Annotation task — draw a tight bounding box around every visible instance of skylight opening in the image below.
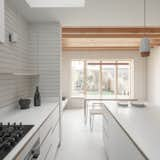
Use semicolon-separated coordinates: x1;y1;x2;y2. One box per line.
25;0;85;8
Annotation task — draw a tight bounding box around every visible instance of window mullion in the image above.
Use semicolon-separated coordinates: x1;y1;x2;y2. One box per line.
84;60;87;96
129;61;132;98
99;61;102;96
115;60;118;98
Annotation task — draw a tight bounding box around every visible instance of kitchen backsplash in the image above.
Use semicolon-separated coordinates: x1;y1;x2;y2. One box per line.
0;0;35;110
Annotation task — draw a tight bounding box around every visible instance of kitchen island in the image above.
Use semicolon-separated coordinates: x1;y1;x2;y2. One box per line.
103;102;160;160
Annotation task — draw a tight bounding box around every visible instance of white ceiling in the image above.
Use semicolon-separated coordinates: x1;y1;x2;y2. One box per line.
10;0;160;26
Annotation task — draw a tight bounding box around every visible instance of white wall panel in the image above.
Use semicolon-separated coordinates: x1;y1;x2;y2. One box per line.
0;1;34;109
147;47;160;106
29;22;61;100
0;1;61;110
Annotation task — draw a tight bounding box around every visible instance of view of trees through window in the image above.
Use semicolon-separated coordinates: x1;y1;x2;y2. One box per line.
102;63;115;96
71;61;84;96
71;60;133;98
87;61;100;95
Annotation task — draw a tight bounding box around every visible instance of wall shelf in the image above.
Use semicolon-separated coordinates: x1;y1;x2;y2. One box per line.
0;72;13;75
0;72;39;76
13;73;39;76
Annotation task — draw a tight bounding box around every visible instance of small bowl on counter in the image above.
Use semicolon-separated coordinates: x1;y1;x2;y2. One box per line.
131;102;147;108
117;101;129;107
18;98;31;110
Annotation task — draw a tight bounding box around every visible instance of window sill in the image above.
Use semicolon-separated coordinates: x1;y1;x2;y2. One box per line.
71;95;85;99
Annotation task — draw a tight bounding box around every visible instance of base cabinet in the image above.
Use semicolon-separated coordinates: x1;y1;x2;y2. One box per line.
38;105;60;160
103;108;146;160
45;124;60;160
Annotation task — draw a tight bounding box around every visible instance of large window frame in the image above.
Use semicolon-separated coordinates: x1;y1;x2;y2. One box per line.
71;59;134;98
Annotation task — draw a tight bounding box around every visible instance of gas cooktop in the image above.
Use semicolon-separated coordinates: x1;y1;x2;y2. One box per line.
0;122;33;160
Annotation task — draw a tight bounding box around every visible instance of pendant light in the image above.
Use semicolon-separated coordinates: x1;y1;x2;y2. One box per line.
140;0;150;57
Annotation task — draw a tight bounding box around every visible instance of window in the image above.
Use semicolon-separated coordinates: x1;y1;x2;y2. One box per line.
117;61;130;98
86;61;100;95
102;62;116;97
71;59;133;98
71;61;84;96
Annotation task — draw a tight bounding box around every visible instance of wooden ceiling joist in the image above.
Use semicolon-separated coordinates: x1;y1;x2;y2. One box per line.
62;27;160;34
63;47;138;51
63;33;160;39
62;27;160;51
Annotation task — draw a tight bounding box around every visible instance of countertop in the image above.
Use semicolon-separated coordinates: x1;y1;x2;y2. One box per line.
0;102;59;160
103;102;160;160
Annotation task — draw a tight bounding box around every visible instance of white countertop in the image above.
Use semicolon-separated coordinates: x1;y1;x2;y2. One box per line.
103;102;160;160
0;102;59;160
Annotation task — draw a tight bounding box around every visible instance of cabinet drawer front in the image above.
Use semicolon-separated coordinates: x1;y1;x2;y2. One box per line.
40;105;59;144
15;131;40;160
45;124;60;160
39;128;53;160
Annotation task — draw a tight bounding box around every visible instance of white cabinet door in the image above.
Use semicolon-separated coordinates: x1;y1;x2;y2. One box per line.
108;115;145;160
45;124;60;160
0;0;4;43
40;105;59;144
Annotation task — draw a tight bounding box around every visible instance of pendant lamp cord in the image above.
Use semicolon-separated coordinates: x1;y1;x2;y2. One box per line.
144;0;146;37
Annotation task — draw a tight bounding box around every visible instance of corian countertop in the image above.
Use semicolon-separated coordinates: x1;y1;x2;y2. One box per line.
0;102;59;160
103;102;160;160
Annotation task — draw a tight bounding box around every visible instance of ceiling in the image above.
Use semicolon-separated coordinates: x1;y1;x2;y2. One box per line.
10;0;160;26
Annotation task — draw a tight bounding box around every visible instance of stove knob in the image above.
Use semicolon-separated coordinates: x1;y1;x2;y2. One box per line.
13;122;16;127
19;122;23;130
0;122;3;130
7;122;10;127
13;122;18;130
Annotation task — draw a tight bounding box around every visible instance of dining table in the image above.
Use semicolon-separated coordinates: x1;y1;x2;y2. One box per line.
83;95;138;124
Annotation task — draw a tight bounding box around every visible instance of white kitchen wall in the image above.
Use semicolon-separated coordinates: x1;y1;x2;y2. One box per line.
62;51;147;109
147;47;160;106
29;22;61;101
0;0;34;110
0;1;61;110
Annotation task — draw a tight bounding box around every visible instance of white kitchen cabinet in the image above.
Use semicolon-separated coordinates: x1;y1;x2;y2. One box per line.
45;124;60;160
0;0;5;43
40;105;59;144
103;108;146;160
38;104;60;160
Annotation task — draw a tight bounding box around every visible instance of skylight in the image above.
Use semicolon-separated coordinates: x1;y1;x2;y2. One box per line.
25;0;85;8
